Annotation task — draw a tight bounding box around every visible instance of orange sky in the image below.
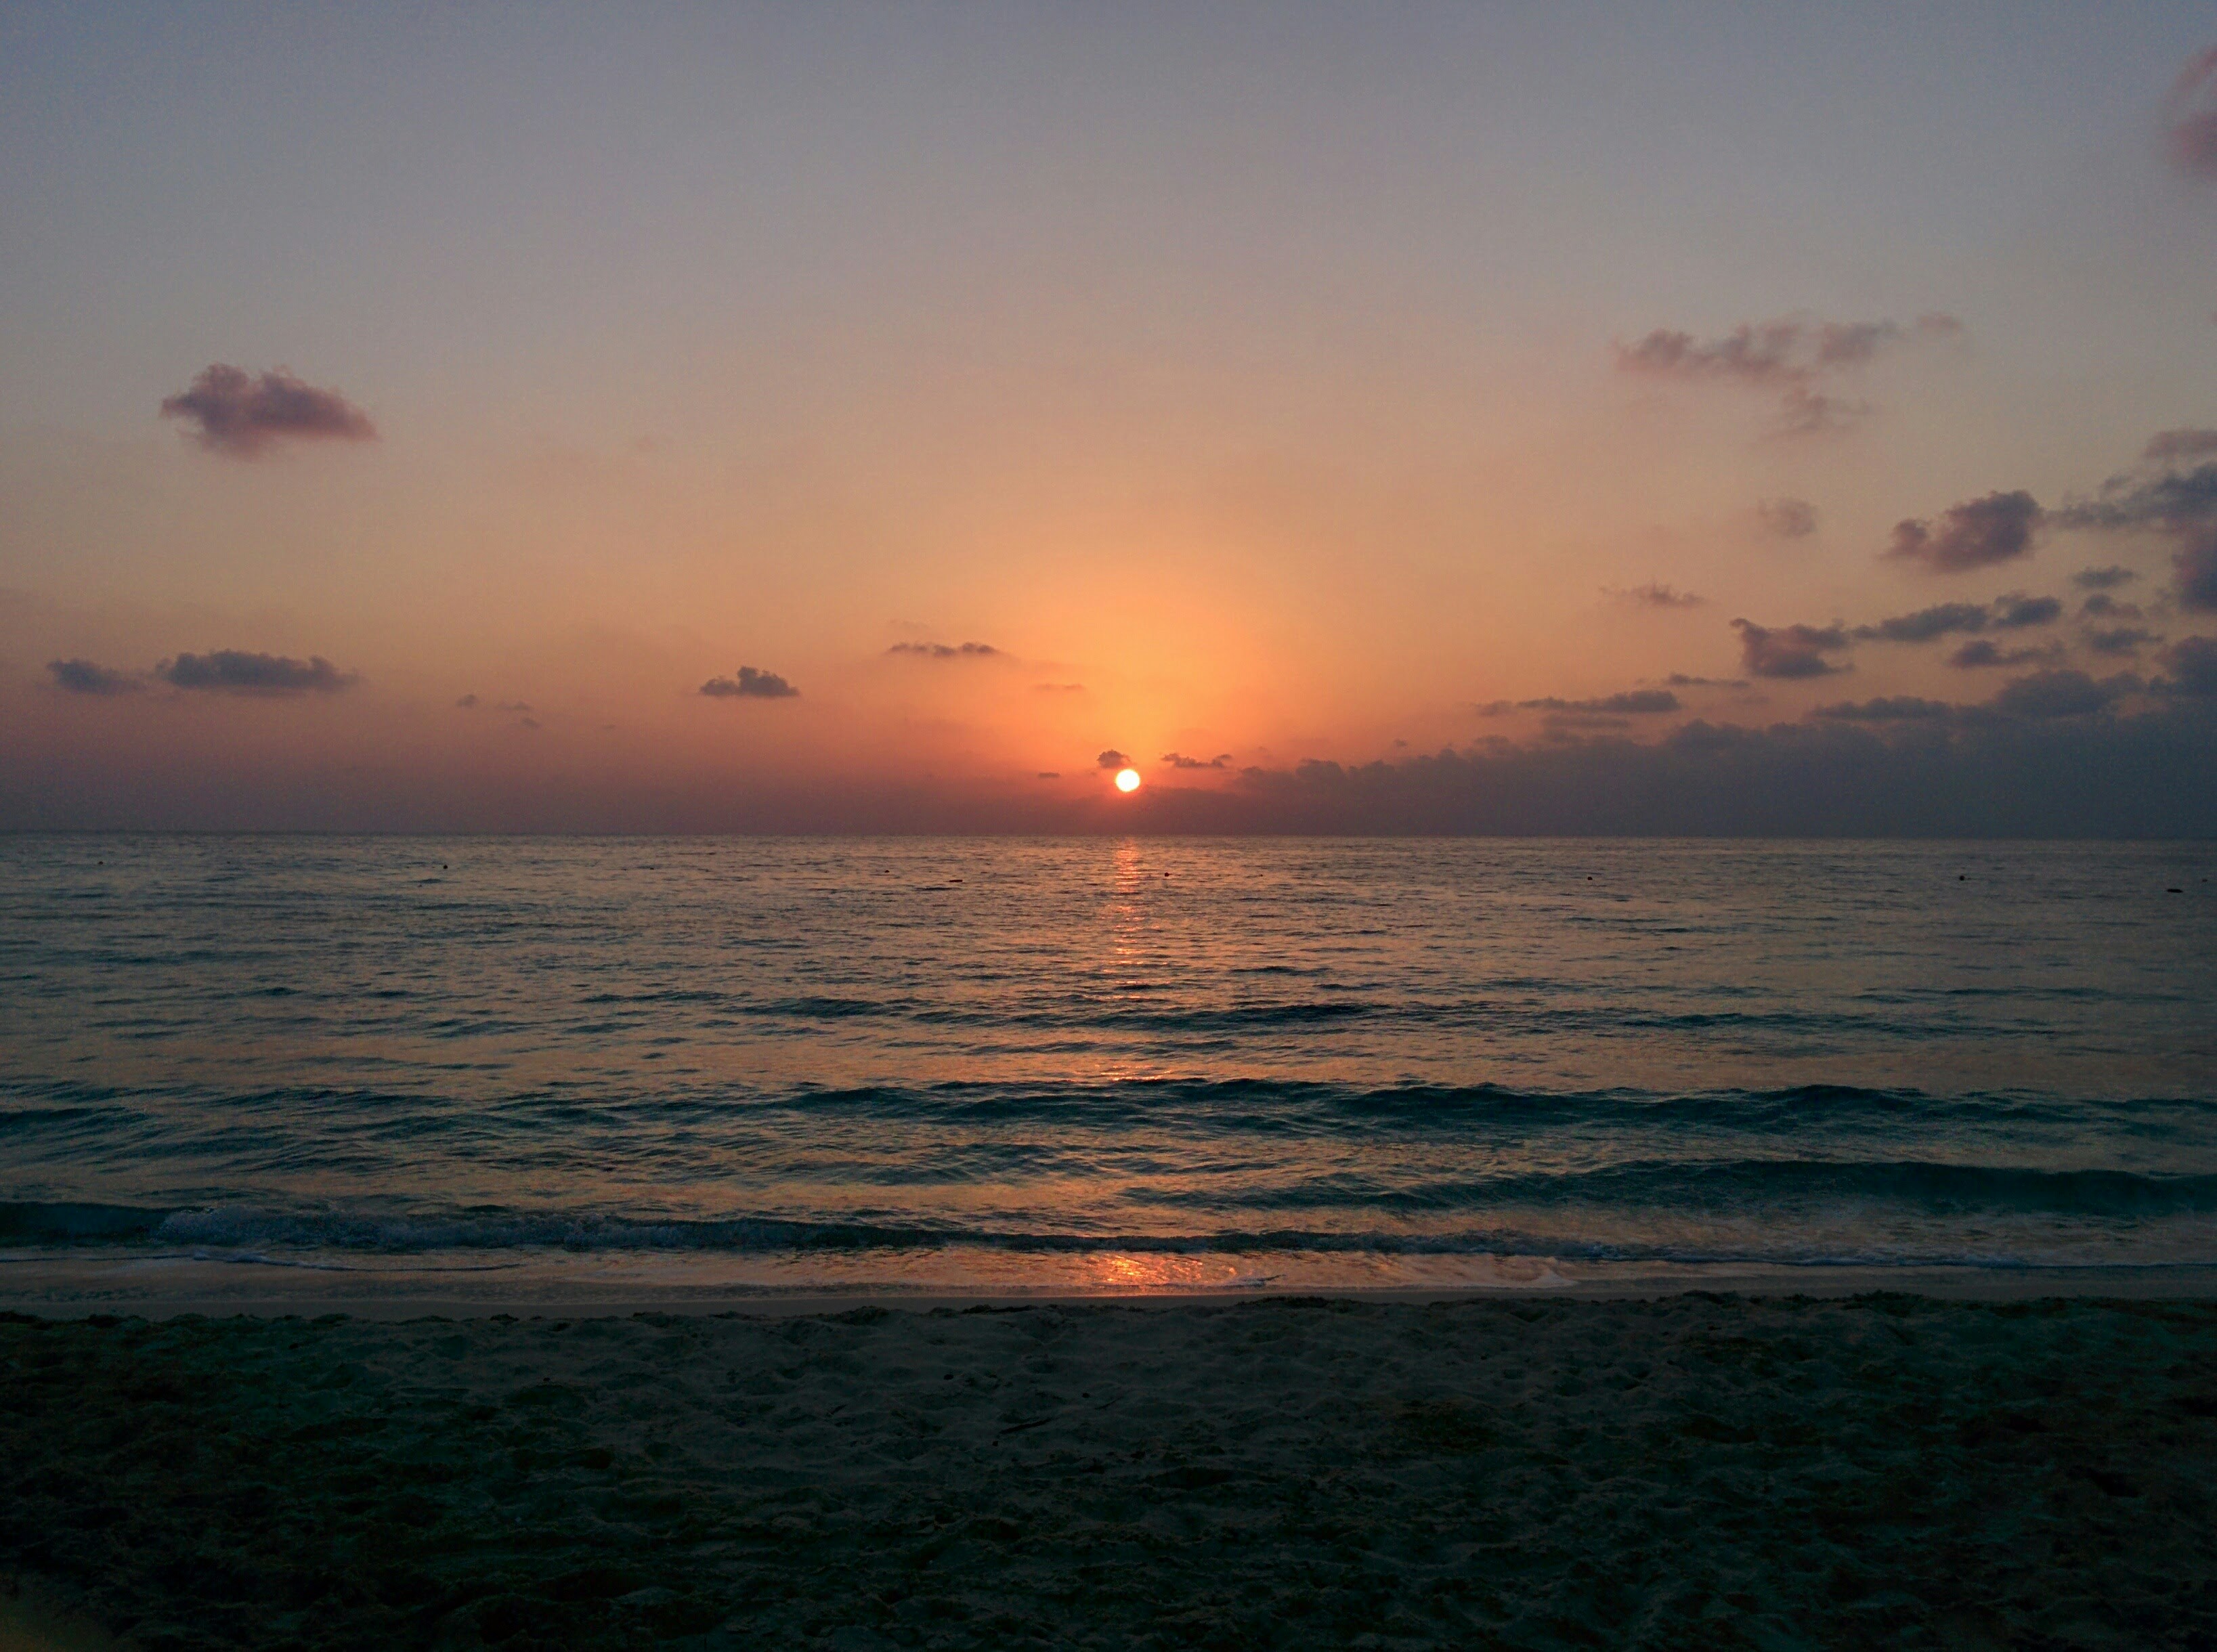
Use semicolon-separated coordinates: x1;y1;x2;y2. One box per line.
3;7;2214;830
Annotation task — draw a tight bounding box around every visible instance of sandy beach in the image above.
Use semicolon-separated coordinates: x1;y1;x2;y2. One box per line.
4;1292;2214;1650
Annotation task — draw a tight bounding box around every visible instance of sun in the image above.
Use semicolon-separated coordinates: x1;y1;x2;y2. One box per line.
1115;767;1142;793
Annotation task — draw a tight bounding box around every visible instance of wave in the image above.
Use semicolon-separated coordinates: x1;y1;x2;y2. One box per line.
7;1154;2214;1261
9;1078;2213;1150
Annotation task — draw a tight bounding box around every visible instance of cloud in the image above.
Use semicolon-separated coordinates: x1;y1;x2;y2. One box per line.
2057;459;2217;611
1989;593;2061;628
1811;696;1955;722
1853;602;1991;644
1947;639;2062;670
699;666;798;699
456;693;479;709
1989;670;2137;720
2084;625;2161;657
158;365;376;458
2162;636;2217;696
1885;490;2042;573
1096;749;1129;769
1851;594;2060;645
1756;498;1819;539
156;650;355;693
1159;752;1234;769
1484;689;1682;717
1032;682;1085;694
2145;429;2217;463
888;641;1002;659
1131;705;2217;837
1615;313;1960;434
2164;45;2217;179
2079;592;2141;618
1665;673;1748;688
1607;583;1703;607
45;658;140;695
2073;565;2138;591
1731;617;1849;678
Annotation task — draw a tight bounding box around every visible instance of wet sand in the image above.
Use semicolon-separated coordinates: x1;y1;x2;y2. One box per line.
3;1294;2214;1650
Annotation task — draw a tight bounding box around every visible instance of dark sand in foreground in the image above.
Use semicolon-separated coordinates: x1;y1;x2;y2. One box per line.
4;1295;2215;1650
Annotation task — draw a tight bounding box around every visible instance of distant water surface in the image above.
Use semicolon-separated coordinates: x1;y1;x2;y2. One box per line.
2;836;2213;1295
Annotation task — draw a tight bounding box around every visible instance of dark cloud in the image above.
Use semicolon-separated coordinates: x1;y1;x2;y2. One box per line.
2084;626;2160;657
1947;639;2062;670
2162;636;2217;696
455;693;479;709
46;658;140;695
1851;594;2059;645
2057;460;2217;611
1665;673;1748;689
1159;752;1234;769
699;667;798;699
1989;670;2138;720
1608;584;1703;607
2145;429;2217;463
1096;750;1129;769
2079;592;2141;619
1756;498;1819;539
2073;565;2138;591
1811;696;1955;722
2165;45;2217;179
1130;705;2217;837
2059;462;2217;532
888;642;1001;659
1485;689;1682;717
1616;314;1960;434
1035;771;1062;780
1989;593;2061;628
1885;490;2042;573
158;365;376;458
1853;602;1991;644
1731;618;1849;678
16;699;2217;836
2163;527;2212;609
157;650;355;693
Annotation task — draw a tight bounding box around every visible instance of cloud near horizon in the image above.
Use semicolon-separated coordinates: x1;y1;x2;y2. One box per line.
1811;695;1954;722
1159;752;1234;769
1731;618;1850;678
158;365;376;458
157;650;355;694
1482;689;1681;716
2165;636;2217;695
699;667;798;699
46;659;140;695
888;641;1002;659
2073;565;2139;590
1885;490;2042;573
1947;638;2062;670
2057;457;2217;611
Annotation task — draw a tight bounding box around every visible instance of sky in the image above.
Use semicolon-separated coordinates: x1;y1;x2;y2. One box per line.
3;3;2215;833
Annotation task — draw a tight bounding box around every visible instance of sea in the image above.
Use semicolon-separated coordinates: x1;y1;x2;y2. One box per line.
3;835;2213;1303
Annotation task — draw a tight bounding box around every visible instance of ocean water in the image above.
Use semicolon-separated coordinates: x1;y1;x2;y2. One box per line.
2;835;2214;1298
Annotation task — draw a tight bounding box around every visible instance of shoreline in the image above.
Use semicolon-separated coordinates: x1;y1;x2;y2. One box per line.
7;1256;2217;1319
3;1290;2212;1648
